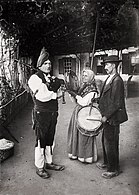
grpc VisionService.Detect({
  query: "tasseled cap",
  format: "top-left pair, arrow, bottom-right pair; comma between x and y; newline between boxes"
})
37,47 -> 49,67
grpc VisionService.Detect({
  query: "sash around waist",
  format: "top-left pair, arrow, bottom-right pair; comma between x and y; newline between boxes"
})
33,99 -> 58,112
34,105 -> 58,113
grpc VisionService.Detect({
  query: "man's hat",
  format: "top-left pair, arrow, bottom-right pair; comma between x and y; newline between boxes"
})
102,55 -> 122,64
37,47 -> 49,67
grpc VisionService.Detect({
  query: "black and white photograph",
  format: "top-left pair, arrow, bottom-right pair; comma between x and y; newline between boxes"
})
0,0 -> 139,194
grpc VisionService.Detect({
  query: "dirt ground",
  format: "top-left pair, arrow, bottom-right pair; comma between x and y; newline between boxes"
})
0,92 -> 139,195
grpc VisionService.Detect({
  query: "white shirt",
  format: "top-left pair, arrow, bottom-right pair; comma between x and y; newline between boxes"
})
105,74 -> 116,85
28,74 -> 57,102
76,92 -> 98,107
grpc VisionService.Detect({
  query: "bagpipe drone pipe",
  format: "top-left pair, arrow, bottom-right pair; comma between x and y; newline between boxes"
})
64,70 -> 80,98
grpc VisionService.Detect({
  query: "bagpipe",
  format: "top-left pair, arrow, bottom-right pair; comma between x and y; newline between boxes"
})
64,70 -> 80,97
14,59 -> 67,103
49,71 -> 80,104
48,75 -> 66,104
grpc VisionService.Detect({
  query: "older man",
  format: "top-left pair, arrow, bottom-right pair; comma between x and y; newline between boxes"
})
28,47 -> 64,179
97,55 -> 128,179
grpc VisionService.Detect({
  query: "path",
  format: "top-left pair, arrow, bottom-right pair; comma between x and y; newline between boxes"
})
0,93 -> 139,195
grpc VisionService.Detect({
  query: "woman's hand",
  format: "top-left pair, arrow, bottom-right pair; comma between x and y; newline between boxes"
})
67,90 -> 77,98
101,116 -> 108,123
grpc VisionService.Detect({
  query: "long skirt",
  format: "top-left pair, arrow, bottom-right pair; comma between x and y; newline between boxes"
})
67,105 -> 98,163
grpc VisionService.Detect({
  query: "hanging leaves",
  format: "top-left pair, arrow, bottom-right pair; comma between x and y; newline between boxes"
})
0,0 -> 138,56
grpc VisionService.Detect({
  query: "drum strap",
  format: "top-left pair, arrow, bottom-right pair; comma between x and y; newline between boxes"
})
89,93 -> 96,115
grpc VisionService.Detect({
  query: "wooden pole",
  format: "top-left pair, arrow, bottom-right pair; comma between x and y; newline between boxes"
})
91,13 -> 99,70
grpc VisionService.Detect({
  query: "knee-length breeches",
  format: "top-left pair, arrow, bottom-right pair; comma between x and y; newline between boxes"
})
33,109 -> 58,148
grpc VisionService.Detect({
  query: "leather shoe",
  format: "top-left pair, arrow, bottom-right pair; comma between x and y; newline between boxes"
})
44,163 -> 65,171
96,162 -> 107,170
36,168 -> 50,179
102,171 -> 119,179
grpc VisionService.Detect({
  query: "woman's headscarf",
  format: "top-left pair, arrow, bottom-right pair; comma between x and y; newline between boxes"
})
78,69 -> 97,97
82,69 -> 95,84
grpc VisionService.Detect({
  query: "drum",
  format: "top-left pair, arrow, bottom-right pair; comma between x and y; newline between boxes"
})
77,105 -> 102,137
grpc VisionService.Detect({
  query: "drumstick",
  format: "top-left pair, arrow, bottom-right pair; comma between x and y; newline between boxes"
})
86,118 -> 101,122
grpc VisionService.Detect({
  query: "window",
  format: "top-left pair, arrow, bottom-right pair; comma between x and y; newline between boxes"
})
97,57 -> 104,74
63,58 -> 72,73
59,57 -> 75,74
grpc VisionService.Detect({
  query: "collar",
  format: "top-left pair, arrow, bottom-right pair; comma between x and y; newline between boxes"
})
100,73 -> 119,97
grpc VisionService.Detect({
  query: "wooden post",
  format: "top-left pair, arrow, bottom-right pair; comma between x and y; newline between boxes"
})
91,13 -> 99,70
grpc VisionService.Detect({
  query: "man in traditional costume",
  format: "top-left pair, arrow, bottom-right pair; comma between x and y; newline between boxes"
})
28,47 -> 65,179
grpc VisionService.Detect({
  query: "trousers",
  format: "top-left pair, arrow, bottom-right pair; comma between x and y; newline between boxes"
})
102,122 -> 120,172
35,140 -> 55,169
